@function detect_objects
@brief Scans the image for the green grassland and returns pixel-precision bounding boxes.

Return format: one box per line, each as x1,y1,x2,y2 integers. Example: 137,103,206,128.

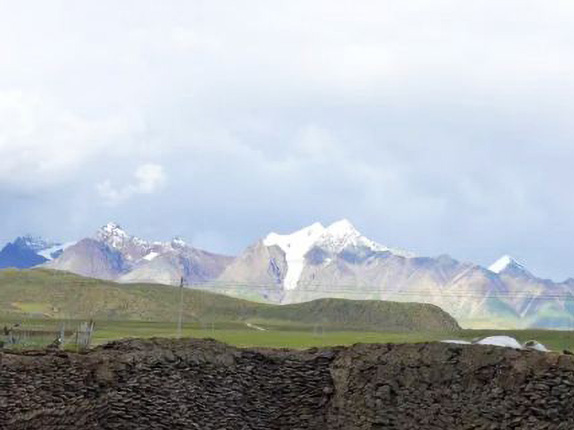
90,321,574,350
0,268,458,332
2,317,573,351
1,268,573,351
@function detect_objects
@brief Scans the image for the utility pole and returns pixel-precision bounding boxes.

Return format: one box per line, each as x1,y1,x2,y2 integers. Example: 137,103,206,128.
177,276,185,338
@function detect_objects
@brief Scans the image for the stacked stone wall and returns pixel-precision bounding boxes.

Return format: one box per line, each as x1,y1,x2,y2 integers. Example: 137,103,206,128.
1,339,573,429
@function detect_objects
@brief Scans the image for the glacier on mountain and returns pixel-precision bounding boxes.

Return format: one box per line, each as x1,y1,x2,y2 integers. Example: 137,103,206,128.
263,222,325,290
263,219,413,291
6,219,574,330
37,242,76,260
489,255,525,274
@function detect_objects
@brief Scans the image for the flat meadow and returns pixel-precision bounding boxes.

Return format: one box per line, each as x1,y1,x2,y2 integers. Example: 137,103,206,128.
2,317,573,351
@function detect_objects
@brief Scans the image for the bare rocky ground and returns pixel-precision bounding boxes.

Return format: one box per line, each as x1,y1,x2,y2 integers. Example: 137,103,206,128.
1,338,574,429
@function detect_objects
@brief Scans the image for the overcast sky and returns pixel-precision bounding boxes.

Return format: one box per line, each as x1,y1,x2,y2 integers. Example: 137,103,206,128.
1,1,574,279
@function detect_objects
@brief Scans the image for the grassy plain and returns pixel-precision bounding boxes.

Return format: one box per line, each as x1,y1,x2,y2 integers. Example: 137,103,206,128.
1,269,573,351
92,321,574,350
2,317,572,351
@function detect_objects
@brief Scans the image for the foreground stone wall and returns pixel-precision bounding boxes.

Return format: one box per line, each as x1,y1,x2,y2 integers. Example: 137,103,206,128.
326,343,574,429
1,338,573,429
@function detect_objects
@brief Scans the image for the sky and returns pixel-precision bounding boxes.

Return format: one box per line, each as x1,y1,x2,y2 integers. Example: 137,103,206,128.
1,0,574,280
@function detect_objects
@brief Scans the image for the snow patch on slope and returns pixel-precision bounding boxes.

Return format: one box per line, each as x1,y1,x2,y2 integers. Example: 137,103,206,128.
17,235,55,252
38,241,76,260
264,222,326,290
316,219,414,257
489,255,524,274
143,251,160,261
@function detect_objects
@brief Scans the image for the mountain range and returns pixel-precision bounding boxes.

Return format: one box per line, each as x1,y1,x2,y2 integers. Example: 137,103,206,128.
0,235,72,269
1,220,573,329
39,222,233,284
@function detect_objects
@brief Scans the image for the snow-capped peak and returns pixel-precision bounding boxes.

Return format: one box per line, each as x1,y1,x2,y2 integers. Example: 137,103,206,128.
7,235,72,261
171,237,187,248
325,218,358,235
98,222,128,238
94,222,195,262
489,255,525,274
14,235,56,252
95,221,147,253
263,219,414,290
317,219,369,253
264,222,326,250
317,219,414,257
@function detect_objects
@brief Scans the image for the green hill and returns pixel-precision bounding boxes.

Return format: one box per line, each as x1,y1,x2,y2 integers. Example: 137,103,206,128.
0,268,459,331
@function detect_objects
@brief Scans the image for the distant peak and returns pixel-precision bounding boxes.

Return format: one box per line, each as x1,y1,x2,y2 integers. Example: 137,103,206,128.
16,234,43,244
13,235,58,252
264,222,325,244
20,233,39,240
298,221,326,234
264,219,414,258
95,222,133,250
264,220,359,241
96,222,130,238
489,255,525,274
325,219,359,235
307,221,326,230
321,219,413,257
262,219,415,291
101,221,123,232
171,237,187,248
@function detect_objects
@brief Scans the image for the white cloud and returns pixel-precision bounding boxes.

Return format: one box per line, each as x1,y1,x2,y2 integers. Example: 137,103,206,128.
2,1,574,278
97,164,167,205
0,90,144,192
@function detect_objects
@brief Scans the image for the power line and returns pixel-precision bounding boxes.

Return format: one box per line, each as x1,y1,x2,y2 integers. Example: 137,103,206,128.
178,281,574,301
177,277,184,338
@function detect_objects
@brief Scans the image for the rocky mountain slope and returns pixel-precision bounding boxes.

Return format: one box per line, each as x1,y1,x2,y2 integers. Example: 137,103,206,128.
43,222,232,284
3,219,574,329
0,235,71,269
214,220,574,329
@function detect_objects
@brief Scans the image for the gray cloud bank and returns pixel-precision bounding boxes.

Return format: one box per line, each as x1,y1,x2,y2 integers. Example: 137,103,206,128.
1,1,574,279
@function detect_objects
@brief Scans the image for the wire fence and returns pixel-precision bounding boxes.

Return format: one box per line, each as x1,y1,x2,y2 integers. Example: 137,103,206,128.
1,320,95,351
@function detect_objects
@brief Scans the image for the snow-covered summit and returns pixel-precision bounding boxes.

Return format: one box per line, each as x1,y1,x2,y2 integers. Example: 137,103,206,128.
100,221,124,234
94,222,194,263
489,255,526,274
0,235,73,266
94,222,154,263
315,219,414,257
263,219,413,290
170,237,187,249
13,235,57,252
314,219,360,253
96,222,148,250
264,222,326,252
97,222,130,244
